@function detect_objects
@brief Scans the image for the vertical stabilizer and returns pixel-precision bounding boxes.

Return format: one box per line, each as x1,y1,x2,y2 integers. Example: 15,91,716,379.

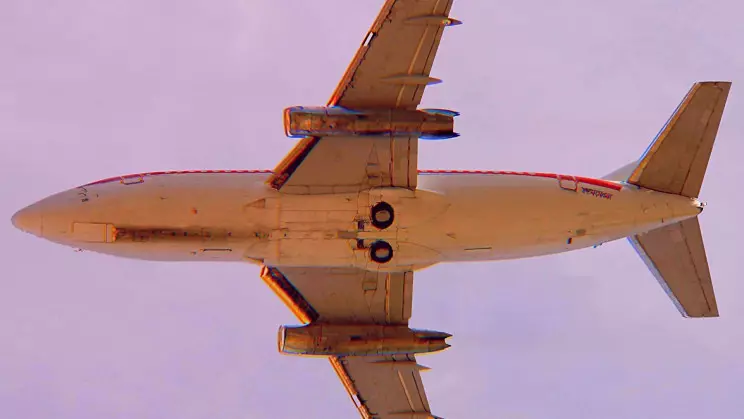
602,161,638,181
626,81,731,197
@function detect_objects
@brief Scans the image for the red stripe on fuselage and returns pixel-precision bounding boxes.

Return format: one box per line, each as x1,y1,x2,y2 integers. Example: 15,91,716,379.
418,170,623,191
574,176,622,191
83,169,623,191
83,169,274,186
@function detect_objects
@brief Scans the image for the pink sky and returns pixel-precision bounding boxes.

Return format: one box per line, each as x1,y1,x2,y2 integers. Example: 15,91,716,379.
2,0,744,418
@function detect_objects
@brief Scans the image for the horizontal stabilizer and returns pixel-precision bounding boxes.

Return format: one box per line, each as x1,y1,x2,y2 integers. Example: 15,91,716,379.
627,81,731,197
628,217,718,317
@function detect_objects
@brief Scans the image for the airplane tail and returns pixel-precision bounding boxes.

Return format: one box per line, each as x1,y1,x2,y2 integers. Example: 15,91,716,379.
606,81,731,317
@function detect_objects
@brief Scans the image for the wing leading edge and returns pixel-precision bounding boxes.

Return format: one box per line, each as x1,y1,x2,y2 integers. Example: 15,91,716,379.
269,0,459,194
261,267,444,419
327,0,457,109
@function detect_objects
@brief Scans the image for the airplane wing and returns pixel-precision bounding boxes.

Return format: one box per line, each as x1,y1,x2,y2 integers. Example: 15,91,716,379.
269,0,458,194
261,266,442,419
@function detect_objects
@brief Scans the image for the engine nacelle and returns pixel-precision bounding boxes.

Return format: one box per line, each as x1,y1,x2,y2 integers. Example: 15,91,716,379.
278,323,451,356
283,106,458,140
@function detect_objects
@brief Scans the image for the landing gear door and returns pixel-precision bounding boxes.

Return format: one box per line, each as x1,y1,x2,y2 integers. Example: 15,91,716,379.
264,194,361,267
365,188,449,228
72,222,117,243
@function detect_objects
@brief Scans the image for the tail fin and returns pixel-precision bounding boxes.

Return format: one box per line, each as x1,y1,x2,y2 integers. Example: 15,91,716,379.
627,81,731,196
624,81,731,318
602,161,637,182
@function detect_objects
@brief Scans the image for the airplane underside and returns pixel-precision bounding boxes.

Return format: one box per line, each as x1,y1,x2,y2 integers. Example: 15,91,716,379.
10,0,729,415
26,171,702,272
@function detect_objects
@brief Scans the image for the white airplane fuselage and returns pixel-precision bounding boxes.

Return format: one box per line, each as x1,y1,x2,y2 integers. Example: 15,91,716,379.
14,169,703,271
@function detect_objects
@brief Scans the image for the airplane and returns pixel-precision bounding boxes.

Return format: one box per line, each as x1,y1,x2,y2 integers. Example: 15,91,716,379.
10,0,731,417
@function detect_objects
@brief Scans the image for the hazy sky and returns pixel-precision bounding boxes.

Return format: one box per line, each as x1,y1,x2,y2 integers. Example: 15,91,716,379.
2,0,744,418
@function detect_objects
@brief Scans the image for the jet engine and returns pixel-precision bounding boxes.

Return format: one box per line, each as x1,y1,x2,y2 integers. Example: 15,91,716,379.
278,323,451,356
283,106,459,140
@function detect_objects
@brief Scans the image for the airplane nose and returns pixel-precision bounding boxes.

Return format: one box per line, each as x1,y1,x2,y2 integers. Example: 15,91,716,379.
11,206,43,237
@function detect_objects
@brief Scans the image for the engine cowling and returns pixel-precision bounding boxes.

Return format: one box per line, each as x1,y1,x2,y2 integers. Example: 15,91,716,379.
283,106,458,140
278,323,451,356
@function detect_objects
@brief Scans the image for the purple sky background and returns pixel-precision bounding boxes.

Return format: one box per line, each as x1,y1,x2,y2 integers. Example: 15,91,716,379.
2,0,744,418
